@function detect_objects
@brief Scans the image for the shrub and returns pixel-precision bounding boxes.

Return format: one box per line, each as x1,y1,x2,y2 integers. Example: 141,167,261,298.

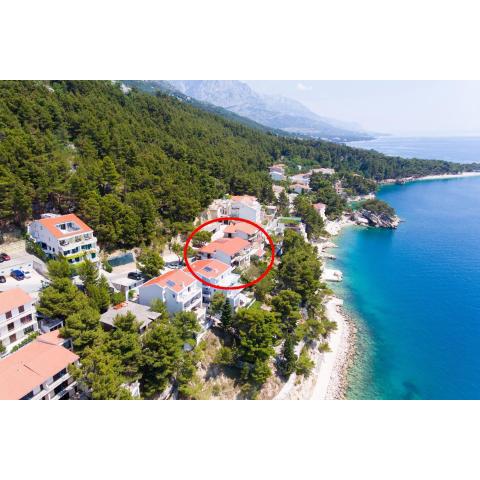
295,347,314,377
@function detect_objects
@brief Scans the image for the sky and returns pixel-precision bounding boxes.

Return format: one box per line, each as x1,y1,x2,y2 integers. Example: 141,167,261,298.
245,81,480,136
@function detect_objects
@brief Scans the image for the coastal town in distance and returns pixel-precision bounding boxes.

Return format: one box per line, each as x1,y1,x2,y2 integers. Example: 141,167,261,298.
1,80,480,400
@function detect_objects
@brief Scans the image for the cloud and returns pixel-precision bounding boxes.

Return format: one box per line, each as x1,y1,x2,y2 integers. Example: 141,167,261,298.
296,82,312,91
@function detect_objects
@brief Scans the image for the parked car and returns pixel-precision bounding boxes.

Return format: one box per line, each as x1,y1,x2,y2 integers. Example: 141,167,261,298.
0,253,11,261
0,275,6,283
127,271,143,281
21,269,32,279
11,269,25,281
0,257,4,263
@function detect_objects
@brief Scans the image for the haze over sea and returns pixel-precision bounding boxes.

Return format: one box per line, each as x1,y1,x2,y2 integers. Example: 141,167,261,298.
332,136,480,399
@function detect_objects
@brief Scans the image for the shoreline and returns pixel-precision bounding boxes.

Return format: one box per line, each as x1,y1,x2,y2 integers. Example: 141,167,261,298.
380,171,480,185
309,297,357,400
293,170,480,400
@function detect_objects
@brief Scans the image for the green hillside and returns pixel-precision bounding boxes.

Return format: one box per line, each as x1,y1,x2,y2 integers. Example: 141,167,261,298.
0,80,477,248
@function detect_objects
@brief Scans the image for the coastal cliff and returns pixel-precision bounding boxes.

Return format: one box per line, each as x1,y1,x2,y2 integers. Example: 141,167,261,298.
351,198,400,229
352,209,400,229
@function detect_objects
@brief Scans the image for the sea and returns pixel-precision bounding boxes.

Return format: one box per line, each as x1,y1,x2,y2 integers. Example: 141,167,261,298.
331,136,480,399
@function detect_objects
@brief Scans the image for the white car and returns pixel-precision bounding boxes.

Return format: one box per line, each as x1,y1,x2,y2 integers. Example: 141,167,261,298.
21,269,32,279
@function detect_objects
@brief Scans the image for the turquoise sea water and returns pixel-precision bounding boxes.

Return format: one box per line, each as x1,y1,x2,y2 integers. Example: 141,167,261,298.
330,138,480,399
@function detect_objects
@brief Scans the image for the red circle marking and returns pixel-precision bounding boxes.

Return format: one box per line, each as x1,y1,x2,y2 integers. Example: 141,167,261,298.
183,217,275,290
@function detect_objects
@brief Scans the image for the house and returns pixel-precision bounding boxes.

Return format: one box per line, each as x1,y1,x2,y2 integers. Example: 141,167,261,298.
190,259,251,310
100,301,161,334
313,202,327,220
224,221,260,242
269,164,286,182
0,288,38,354
28,213,99,266
138,269,206,325
311,167,335,175
198,237,253,268
0,330,79,400
291,183,311,194
224,221,265,258
198,198,232,234
230,195,262,224
290,173,311,185
277,217,308,241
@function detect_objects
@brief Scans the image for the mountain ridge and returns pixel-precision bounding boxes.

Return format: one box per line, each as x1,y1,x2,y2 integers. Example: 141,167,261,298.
168,80,374,141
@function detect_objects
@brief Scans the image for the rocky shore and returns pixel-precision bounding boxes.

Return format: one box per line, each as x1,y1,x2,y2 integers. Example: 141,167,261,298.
351,209,400,229
325,306,357,399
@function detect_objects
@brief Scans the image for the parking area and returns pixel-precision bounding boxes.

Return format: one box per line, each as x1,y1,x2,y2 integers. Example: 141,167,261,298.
0,252,49,298
0,268,49,298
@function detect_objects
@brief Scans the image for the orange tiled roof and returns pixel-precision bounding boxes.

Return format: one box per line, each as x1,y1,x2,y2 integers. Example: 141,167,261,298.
0,333,78,400
0,288,33,315
224,221,259,235
36,214,92,239
200,237,251,256
231,195,258,205
190,259,230,279
143,269,196,293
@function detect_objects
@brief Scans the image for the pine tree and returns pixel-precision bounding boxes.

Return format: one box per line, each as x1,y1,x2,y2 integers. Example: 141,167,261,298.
61,306,103,353
137,249,164,278
140,320,183,398
220,300,233,333
109,312,142,381
280,335,297,377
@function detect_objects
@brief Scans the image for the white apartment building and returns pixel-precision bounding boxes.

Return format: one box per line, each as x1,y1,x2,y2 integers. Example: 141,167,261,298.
0,288,38,353
28,213,99,266
269,164,287,182
230,195,262,224
290,173,311,185
138,269,206,325
199,237,253,268
0,330,79,400
190,259,251,310
224,221,265,258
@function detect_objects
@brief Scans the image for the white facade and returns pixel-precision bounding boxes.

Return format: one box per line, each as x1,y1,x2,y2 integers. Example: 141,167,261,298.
138,272,206,326
0,289,38,353
231,196,262,224
22,366,77,400
28,213,99,266
270,170,286,182
199,242,253,268
139,281,202,315
191,260,247,310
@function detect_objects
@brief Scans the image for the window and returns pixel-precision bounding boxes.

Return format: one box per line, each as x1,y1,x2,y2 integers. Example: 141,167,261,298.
23,325,34,335
53,368,67,382
5,311,12,319
21,314,32,324
9,334,17,343
21,390,34,400
7,322,14,331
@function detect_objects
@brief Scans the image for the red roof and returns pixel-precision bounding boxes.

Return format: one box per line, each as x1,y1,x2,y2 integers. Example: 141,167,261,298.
0,332,78,400
0,288,33,315
143,269,196,293
313,202,326,211
200,237,251,256
190,259,230,279
224,221,259,235
36,214,92,239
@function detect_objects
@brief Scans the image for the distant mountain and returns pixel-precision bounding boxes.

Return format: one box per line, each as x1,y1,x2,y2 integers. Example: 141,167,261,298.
122,80,290,136
168,80,374,141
